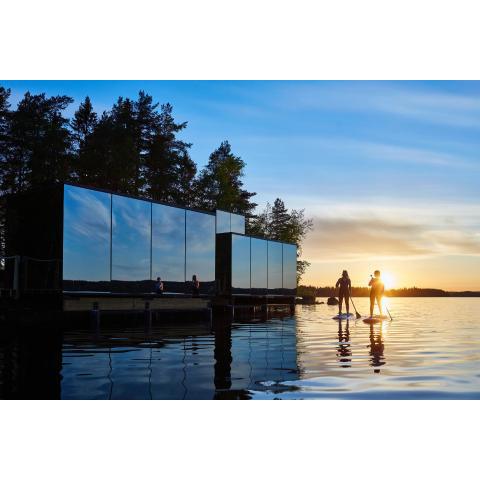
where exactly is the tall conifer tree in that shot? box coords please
[194,141,257,214]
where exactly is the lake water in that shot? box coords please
[1,298,479,399]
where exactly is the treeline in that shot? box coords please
[298,286,480,297]
[0,86,312,278]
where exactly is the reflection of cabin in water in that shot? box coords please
[0,313,299,399]
[3,183,297,316]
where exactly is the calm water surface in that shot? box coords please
[1,298,479,399]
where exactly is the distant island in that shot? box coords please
[298,286,480,298]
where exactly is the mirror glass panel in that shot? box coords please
[112,195,151,282]
[230,213,245,234]
[152,204,185,287]
[63,184,111,286]
[282,243,297,293]
[216,210,230,233]
[186,210,216,293]
[250,237,268,294]
[232,234,250,293]
[268,241,283,292]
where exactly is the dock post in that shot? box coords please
[206,307,213,324]
[144,301,152,331]
[91,301,100,330]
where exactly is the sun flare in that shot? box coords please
[382,272,395,290]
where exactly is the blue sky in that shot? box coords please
[3,80,480,289]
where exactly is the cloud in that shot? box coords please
[274,82,480,129]
[356,141,477,169]
[237,133,479,171]
[303,216,480,262]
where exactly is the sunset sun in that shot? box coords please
[382,272,396,290]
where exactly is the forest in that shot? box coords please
[0,86,312,279]
[298,286,480,297]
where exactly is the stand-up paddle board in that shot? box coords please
[363,315,388,324]
[332,313,355,320]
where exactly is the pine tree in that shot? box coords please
[269,198,290,241]
[144,102,196,206]
[247,202,272,237]
[109,96,140,195]
[1,91,74,192]
[194,141,257,214]
[71,96,97,147]
[0,87,12,258]
[71,96,98,183]
[71,93,196,203]
[0,87,12,192]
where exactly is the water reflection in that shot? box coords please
[336,319,352,368]
[213,320,233,397]
[368,323,386,373]
[0,325,63,399]
[2,299,479,399]
[0,313,299,400]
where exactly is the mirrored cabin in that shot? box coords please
[5,183,296,299]
[216,233,297,297]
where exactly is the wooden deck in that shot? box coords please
[63,293,211,313]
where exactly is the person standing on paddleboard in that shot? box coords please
[369,270,385,317]
[335,270,352,316]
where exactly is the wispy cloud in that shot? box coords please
[239,133,480,170]
[303,216,480,262]
[271,82,480,129]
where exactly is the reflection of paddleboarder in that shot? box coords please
[336,319,352,368]
[368,270,384,317]
[368,323,385,373]
[335,270,351,316]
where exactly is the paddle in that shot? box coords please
[350,295,362,319]
[385,305,393,321]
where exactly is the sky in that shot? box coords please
[3,80,480,290]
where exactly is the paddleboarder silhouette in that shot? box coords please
[368,270,384,317]
[335,270,352,317]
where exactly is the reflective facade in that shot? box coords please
[216,210,231,234]
[186,210,216,293]
[152,204,185,283]
[112,194,151,282]
[230,213,245,234]
[282,243,297,294]
[215,210,245,235]
[62,184,294,296]
[63,184,111,283]
[268,241,283,293]
[62,184,216,294]
[250,237,268,294]
[231,234,251,293]
[217,233,297,296]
